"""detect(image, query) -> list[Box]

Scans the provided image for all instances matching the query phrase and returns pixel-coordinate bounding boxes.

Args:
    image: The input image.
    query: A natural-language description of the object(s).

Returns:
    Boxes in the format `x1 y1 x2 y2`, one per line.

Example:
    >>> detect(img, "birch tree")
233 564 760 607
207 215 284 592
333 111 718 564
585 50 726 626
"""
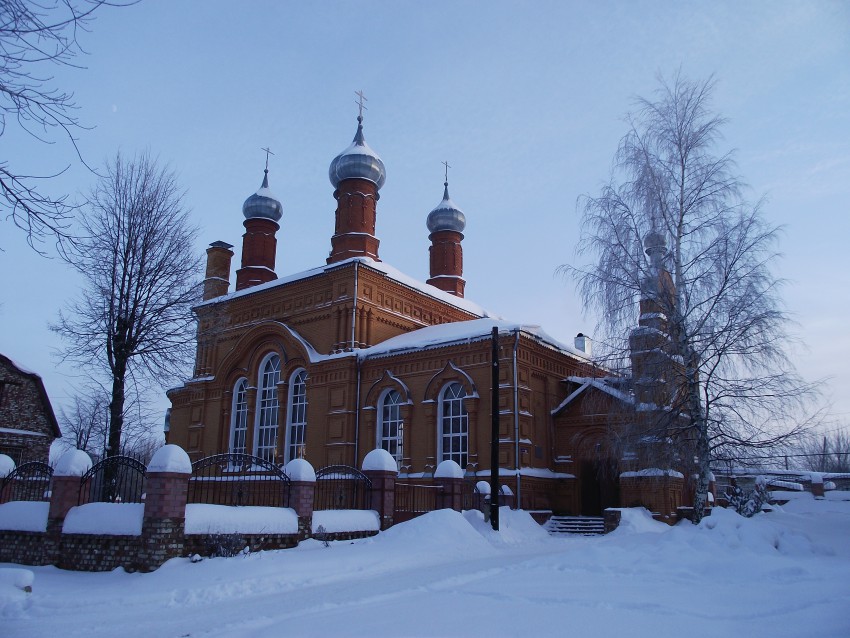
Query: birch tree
569 74 816 522
53 152 200 456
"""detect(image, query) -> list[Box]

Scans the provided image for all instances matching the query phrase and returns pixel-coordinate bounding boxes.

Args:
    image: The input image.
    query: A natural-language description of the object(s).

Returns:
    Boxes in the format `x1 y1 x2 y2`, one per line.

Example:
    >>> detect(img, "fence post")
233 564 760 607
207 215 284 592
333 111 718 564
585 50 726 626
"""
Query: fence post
0 454 15 504
137 445 191 572
47 450 92 563
285 459 316 540
362 449 398 530
434 460 464 511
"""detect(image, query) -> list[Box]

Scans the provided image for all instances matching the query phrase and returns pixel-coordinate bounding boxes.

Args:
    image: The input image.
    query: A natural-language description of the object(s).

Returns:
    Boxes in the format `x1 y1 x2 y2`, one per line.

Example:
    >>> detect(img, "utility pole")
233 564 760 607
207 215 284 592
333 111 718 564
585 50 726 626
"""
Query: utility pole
490 326 500 531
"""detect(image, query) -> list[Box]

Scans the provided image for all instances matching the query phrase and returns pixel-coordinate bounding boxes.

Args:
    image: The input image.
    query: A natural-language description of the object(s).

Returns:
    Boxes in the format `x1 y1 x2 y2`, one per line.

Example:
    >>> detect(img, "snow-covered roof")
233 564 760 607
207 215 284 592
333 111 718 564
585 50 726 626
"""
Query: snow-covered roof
551 376 633 415
358 318 590 362
194 257 493 318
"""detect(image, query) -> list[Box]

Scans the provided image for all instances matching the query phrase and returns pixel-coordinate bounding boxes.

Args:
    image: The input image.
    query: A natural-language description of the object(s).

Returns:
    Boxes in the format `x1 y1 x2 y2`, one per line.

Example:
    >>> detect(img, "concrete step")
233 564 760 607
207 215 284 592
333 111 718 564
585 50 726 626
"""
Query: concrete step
545 515 606 536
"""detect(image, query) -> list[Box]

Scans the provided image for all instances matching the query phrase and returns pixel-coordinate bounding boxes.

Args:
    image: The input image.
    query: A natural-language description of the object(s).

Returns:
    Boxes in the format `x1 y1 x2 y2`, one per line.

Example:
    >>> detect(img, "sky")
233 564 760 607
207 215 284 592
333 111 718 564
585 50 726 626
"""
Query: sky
1 1 849 436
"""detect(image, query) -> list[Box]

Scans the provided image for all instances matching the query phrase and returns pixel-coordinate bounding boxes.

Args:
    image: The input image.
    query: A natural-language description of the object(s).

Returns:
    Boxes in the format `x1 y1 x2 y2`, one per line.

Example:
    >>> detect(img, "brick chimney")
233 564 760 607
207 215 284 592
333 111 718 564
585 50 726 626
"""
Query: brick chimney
202 241 234 301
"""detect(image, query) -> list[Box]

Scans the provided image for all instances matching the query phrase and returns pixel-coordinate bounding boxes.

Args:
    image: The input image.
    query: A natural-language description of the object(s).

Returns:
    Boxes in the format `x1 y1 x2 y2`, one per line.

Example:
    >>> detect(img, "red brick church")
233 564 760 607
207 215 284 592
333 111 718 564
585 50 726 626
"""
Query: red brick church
166 110 692 519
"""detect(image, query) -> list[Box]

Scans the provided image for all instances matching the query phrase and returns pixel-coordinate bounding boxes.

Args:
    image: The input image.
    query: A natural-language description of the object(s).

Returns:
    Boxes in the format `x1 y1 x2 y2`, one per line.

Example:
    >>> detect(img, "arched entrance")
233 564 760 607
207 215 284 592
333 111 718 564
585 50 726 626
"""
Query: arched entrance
580 457 620 515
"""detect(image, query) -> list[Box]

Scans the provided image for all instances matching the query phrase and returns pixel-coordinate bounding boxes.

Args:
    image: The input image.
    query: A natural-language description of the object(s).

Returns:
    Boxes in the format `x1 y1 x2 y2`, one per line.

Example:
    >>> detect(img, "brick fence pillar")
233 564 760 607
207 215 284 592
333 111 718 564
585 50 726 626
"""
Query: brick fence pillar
47 450 93 563
362 449 399 531
434 460 463 512
284 458 316 539
137 445 191 572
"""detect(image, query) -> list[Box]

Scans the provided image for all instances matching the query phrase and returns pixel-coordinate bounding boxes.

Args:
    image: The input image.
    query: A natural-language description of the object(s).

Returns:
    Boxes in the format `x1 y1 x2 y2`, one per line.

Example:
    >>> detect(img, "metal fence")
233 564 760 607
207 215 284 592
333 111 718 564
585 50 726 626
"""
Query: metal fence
394 482 442 523
79 455 146 504
0 461 53 503
188 453 291 507
314 465 372 510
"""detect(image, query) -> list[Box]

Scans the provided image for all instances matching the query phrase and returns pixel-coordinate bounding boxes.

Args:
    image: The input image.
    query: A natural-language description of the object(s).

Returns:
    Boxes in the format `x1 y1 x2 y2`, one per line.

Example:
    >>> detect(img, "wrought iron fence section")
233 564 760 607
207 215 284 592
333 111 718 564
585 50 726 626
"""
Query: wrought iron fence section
462 478 484 511
394 482 441 523
1 461 53 502
79 455 147 504
188 452 291 507
314 465 372 510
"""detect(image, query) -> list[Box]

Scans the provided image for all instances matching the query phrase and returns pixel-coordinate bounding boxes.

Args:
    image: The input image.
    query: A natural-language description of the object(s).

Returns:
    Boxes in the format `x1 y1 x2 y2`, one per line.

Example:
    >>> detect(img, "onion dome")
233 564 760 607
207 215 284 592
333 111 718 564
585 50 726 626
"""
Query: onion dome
426 182 466 233
329 116 386 190
242 169 283 222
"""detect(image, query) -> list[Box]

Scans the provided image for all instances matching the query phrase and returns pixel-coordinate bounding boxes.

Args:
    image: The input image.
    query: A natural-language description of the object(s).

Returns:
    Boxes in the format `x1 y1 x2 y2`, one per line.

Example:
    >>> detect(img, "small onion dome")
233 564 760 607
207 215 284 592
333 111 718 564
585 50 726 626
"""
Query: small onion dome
328 116 386 190
643 230 667 253
426 182 466 233
242 170 283 222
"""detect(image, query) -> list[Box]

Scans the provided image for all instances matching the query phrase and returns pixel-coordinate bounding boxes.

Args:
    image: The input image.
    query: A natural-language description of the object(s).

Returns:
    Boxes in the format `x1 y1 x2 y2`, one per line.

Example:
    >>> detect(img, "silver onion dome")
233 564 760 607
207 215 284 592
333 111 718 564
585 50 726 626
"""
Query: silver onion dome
328 116 386 190
242 170 283 222
427 182 466 233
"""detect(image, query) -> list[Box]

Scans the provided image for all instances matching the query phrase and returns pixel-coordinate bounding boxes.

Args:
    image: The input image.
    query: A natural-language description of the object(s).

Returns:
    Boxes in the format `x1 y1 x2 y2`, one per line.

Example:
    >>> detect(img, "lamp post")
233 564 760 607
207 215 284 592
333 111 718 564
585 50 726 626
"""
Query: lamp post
490 326 500 531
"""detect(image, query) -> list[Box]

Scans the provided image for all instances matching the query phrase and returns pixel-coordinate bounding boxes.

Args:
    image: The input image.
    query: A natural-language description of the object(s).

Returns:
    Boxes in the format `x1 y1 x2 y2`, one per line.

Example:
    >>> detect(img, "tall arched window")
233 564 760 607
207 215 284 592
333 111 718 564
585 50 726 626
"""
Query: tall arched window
255 354 281 462
378 389 403 464
229 378 248 454
438 382 468 469
285 369 308 463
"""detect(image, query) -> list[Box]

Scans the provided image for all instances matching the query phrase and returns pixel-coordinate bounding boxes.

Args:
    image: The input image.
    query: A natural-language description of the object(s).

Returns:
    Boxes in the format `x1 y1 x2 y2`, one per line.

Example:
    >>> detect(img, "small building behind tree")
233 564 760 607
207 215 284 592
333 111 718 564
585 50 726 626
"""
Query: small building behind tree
0 354 61 464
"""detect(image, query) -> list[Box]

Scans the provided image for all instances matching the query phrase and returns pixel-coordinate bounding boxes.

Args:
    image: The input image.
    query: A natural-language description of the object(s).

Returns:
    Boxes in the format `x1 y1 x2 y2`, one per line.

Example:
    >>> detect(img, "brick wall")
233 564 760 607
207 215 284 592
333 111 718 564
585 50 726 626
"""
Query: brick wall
0 356 59 464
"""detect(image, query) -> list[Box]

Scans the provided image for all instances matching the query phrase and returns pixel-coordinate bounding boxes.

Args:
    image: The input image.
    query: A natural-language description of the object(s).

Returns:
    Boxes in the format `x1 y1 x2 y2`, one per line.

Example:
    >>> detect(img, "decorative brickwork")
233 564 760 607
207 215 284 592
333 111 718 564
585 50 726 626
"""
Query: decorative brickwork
0 530 52 565
236 218 280 290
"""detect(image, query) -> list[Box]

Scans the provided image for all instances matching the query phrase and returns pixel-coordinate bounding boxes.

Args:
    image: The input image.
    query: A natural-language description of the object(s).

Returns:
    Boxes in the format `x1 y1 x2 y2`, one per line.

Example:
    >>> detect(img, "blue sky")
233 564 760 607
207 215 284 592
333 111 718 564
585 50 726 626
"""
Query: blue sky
2 1 848 430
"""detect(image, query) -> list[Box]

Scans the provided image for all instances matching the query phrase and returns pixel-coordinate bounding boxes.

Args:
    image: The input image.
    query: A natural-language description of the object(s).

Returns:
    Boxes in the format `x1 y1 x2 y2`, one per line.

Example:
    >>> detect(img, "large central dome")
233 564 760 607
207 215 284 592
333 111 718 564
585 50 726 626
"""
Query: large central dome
328 116 386 190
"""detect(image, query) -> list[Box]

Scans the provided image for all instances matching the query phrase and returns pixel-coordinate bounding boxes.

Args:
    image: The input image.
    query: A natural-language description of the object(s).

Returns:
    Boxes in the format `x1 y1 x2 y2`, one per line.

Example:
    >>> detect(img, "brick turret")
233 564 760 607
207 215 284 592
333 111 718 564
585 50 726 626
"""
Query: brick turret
203 241 234 300
327 114 386 264
235 169 283 291
426 181 466 297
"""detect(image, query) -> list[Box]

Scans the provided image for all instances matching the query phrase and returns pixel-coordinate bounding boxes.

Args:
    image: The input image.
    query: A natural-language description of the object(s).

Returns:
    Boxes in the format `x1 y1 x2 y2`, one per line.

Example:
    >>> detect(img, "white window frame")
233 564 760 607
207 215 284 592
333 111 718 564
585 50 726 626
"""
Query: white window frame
437 382 468 469
285 368 308 463
253 354 281 463
229 377 249 454
378 388 404 465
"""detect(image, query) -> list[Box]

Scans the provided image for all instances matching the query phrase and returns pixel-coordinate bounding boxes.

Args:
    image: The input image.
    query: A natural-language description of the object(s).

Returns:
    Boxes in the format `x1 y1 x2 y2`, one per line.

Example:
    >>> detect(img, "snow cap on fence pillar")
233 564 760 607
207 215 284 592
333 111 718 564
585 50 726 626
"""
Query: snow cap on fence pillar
475 480 491 495
285 458 316 482
435 459 464 479
0 454 15 478
362 448 398 474
148 444 192 474
54 449 92 477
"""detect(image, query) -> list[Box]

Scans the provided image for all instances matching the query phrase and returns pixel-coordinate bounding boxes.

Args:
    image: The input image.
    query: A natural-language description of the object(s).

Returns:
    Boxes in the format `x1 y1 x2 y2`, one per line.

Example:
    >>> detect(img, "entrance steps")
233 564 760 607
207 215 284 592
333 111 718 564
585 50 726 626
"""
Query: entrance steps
545 515 606 536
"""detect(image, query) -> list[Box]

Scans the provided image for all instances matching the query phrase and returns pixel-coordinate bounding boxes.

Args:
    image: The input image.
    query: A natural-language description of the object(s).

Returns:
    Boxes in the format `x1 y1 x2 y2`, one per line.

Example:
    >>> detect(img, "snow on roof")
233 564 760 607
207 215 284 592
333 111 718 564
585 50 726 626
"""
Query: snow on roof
194 257 493 318
551 376 633 415
358 318 589 362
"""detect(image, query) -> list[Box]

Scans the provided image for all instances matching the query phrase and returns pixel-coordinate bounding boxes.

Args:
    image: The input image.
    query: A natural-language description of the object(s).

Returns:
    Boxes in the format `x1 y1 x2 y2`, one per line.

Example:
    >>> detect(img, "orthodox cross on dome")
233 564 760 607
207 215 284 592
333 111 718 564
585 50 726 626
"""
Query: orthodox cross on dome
442 160 451 185
355 89 368 121
261 147 275 172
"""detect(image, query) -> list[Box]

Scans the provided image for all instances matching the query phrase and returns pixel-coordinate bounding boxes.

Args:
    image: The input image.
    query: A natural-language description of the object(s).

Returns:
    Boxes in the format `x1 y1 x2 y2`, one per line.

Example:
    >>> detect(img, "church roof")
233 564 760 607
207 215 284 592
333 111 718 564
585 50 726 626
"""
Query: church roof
194 256 493 317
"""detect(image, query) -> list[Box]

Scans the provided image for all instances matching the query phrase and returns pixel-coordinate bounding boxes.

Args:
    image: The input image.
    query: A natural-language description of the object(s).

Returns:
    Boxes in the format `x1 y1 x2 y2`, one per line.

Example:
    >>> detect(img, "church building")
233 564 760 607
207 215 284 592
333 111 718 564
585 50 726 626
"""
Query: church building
166 110 690 517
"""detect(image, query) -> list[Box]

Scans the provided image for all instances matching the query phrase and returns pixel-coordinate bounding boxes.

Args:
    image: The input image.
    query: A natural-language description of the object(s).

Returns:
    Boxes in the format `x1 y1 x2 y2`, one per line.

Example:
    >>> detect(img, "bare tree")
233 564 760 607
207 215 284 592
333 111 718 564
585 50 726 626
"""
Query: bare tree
58 389 109 455
53 151 201 456
796 428 850 473
568 73 817 522
0 0 129 251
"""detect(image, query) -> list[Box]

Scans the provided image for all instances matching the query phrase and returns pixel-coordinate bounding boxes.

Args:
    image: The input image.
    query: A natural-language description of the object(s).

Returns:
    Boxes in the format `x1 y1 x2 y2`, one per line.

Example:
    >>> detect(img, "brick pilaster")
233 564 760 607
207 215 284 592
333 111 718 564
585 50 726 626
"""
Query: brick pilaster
290 480 316 539
363 470 396 530
137 471 189 571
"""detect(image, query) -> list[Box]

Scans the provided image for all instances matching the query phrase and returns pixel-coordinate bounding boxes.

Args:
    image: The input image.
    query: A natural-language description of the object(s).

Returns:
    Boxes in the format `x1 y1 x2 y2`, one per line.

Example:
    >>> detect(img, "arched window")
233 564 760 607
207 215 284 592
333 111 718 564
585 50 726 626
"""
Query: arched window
438 382 468 469
229 378 248 454
255 354 281 462
378 389 404 464
285 369 308 463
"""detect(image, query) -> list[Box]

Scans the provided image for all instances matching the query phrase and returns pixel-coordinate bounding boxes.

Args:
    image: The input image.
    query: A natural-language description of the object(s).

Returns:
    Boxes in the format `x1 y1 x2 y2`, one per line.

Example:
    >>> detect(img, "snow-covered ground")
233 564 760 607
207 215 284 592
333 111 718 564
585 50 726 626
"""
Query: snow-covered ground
2 496 849 638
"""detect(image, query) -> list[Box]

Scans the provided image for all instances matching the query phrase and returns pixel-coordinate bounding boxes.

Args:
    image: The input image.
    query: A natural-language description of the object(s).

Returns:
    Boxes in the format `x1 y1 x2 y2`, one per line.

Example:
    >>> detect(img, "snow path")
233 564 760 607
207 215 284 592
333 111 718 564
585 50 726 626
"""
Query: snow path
3 503 849 637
